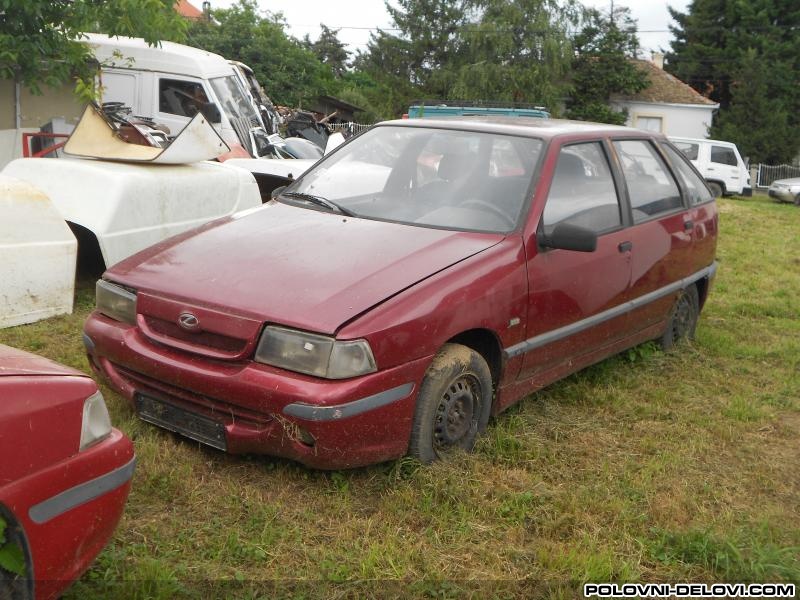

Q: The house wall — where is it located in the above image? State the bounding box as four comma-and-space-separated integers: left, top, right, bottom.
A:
611, 100, 715, 139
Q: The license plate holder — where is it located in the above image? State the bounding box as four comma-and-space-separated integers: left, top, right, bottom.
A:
136, 393, 227, 451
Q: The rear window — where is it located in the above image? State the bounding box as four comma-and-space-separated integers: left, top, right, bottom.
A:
613, 140, 683, 222
711, 145, 738, 166
662, 144, 714, 206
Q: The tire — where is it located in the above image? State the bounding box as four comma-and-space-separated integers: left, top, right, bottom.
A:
707, 182, 723, 198
660, 285, 700, 351
408, 343, 493, 463
794, 194, 800, 207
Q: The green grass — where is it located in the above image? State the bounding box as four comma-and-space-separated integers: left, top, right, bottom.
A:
1, 196, 798, 597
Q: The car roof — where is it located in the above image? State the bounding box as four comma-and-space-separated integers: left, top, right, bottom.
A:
379, 116, 655, 140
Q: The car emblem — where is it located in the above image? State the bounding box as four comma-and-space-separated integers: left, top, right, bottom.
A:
178, 312, 201, 332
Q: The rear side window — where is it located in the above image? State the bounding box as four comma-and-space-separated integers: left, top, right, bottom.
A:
159, 79, 209, 117
613, 140, 683, 223
673, 141, 699, 161
542, 142, 621, 234
711, 145, 738, 166
661, 144, 714, 206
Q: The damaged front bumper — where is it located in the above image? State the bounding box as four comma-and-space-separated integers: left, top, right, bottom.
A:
83, 312, 430, 469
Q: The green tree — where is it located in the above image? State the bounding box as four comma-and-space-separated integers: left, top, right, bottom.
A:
355, 0, 579, 117
0, 0, 186, 97
566, 6, 648, 124
305, 25, 349, 78
187, 0, 335, 107
667, 0, 800, 161
713, 49, 791, 164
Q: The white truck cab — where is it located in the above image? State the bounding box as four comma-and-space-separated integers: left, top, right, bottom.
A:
87, 33, 260, 151
669, 136, 752, 197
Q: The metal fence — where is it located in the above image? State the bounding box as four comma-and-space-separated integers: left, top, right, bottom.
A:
755, 163, 800, 188
328, 122, 373, 136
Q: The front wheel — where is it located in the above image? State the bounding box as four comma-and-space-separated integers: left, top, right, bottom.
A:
408, 344, 493, 463
660, 285, 700, 350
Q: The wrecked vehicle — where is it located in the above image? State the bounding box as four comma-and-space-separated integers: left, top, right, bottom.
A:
0, 105, 261, 328
83, 118, 718, 469
0, 344, 134, 600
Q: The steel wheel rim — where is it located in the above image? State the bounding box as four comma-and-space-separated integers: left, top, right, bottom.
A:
433, 374, 480, 451
672, 293, 693, 340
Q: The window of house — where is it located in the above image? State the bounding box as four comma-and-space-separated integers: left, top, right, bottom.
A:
635, 116, 663, 133
710, 145, 738, 166
613, 139, 683, 222
158, 79, 209, 117
542, 142, 621, 234
661, 144, 714, 206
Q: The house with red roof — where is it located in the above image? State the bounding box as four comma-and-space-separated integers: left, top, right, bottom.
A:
611, 53, 719, 139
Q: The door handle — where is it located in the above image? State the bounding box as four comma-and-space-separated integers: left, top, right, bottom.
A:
618, 241, 632, 252
684, 220, 694, 231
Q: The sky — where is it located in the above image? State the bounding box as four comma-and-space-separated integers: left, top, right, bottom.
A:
207, 0, 691, 58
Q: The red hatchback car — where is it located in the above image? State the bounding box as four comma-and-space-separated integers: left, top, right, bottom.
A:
83, 118, 717, 469
0, 345, 134, 599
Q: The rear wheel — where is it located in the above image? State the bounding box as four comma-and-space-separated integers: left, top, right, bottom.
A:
794, 193, 800, 206
707, 182, 723, 198
408, 343, 493, 463
660, 285, 700, 351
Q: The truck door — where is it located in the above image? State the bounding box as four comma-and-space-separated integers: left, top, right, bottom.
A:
153, 75, 212, 138
708, 144, 742, 194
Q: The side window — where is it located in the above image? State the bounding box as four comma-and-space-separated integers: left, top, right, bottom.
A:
661, 144, 714, 206
673, 141, 699, 161
158, 79, 209, 117
542, 142, 621, 234
613, 139, 683, 222
710, 145, 737, 166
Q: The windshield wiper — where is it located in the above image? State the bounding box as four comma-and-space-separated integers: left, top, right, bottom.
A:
281, 191, 356, 217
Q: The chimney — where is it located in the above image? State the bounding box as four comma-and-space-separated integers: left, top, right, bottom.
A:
651, 52, 664, 69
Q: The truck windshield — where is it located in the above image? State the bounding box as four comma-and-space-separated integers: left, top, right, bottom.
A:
285, 126, 543, 233
210, 76, 258, 124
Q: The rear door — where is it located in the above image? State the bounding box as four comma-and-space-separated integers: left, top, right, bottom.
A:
610, 138, 692, 334
518, 139, 632, 380
660, 142, 718, 273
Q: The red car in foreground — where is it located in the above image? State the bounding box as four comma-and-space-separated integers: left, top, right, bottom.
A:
0, 345, 134, 599
84, 118, 717, 469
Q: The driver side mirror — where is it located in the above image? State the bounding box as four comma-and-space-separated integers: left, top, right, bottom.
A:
200, 102, 222, 124
538, 223, 597, 252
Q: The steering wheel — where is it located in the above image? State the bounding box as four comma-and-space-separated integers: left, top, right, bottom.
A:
461, 198, 516, 229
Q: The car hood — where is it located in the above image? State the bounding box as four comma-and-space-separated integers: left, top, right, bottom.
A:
0, 344, 85, 377
110, 202, 504, 335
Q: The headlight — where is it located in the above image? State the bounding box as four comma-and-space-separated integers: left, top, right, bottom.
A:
80, 391, 113, 451
96, 279, 137, 324
254, 325, 377, 379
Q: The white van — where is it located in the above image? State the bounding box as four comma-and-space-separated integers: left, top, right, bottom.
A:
669, 136, 752, 197
88, 33, 261, 151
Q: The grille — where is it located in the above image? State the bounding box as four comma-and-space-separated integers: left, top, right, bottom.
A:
141, 315, 248, 355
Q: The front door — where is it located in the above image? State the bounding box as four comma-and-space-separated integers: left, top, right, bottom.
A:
518, 140, 633, 380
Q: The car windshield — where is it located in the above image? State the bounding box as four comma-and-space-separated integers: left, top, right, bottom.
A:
284, 125, 543, 233
210, 75, 258, 123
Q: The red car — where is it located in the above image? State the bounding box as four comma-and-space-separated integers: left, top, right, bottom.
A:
83, 118, 717, 469
0, 345, 134, 599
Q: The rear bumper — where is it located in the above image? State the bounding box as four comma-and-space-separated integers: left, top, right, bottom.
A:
0, 430, 134, 600
84, 312, 431, 469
